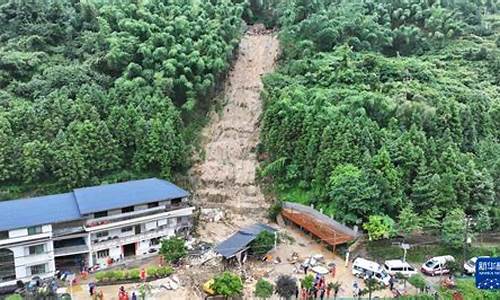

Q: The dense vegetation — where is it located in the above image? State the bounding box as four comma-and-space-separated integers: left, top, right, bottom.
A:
259, 0, 500, 228
0, 0, 244, 198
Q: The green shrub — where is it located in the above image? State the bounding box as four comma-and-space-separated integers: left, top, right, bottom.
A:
95, 271, 106, 282
301, 275, 314, 290
408, 274, 426, 292
157, 266, 174, 277
113, 270, 125, 281
250, 231, 275, 256
268, 201, 282, 222
147, 266, 159, 278
105, 270, 116, 281
160, 237, 187, 263
5, 294, 23, 300
103, 271, 113, 282
254, 278, 273, 299
94, 266, 173, 283
211, 272, 243, 298
127, 268, 140, 280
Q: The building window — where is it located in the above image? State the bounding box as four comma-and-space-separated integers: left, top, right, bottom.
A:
147, 202, 159, 208
29, 264, 46, 275
28, 244, 45, 255
94, 211, 108, 218
0, 231, 8, 240
122, 206, 134, 213
121, 226, 133, 233
171, 198, 182, 205
0, 249, 15, 281
150, 238, 160, 246
27, 226, 42, 235
96, 231, 109, 238
176, 217, 183, 224
97, 249, 109, 258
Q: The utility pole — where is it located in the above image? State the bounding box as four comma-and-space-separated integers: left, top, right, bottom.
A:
401, 243, 410, 263
463, 216, 471, 275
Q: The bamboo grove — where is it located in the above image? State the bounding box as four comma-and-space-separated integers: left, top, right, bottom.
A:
259, 0, 500, 228
0, 0, 244, 197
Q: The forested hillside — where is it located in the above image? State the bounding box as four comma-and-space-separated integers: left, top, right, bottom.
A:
0, 0, 243, 198
259, 0, 500, 227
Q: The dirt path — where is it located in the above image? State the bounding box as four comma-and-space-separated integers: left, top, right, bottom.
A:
190, 25, 279, 238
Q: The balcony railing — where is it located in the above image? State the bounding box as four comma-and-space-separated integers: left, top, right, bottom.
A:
54, 244, 89, 256
91, 227, 177, 251
85, 203, 188, 228
52, 226, 86, 238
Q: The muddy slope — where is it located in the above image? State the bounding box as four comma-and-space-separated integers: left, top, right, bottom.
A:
191, 26, 279, 222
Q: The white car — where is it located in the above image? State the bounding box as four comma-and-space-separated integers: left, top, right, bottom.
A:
421, 255, 455, 276
464, 256, 489, 275
352, 257, 392, 286
383, 259, 418, 277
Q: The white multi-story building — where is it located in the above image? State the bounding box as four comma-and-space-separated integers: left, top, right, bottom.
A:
0, 178, 194, 287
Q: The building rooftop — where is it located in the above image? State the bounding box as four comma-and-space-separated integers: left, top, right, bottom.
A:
74, 178, 189, 215
0, 178, 189, 231
215, 223, 276, 259
0, 193, 80, 232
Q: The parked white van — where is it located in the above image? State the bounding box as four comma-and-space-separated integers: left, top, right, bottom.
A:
421, 255, 455, 276
383, 259, 418, 277
352, 257, 392, 286
464, 256, 489, 275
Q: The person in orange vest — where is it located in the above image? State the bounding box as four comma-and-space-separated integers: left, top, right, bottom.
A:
330, 263, 336, 278
92, 289, 104, 300
118, 286, 128, 300
140, 268, 147, 282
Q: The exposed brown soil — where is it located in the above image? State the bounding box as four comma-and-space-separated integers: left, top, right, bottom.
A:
190, 25, 280, 239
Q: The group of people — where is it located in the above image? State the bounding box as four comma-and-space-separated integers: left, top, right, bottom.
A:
88, 282, 104, 300
88, 283, 140, 300
118, 286, 137, 300
297, 273, 339, 300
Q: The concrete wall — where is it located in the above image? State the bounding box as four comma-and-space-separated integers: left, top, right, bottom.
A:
8, 241, 55, 282
8, 224, 51, 239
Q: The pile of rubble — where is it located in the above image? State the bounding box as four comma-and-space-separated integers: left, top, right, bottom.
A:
247, 23, 276, 35
199, 208, 225, 223
155, 275, 181, 291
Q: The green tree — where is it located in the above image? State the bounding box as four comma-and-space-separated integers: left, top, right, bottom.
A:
211, 272, 243, 299
358, 277, 383, 300
0, 116, 15, 181
251, 231, 275, 256
20, 140, 48, 183
327, 164, 380, 225
363, 215, 396, 241
138, 283, 152, 300
254, 278, 273, 299
0, 0, 245, 194
370, 147, 403, 216
474, 207, 492, 243
398, 203, 421, 236
408, 274, 426, 293
159, 237, 187, 264
275, 275, 296, 300
328, 281, 341, 299
421, 206, 442, 232
301, 275, 314, 290
441, 208, 466, 249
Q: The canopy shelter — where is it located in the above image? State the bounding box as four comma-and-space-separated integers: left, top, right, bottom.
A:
215, 223, 276, 259
281, 202, 360, 250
